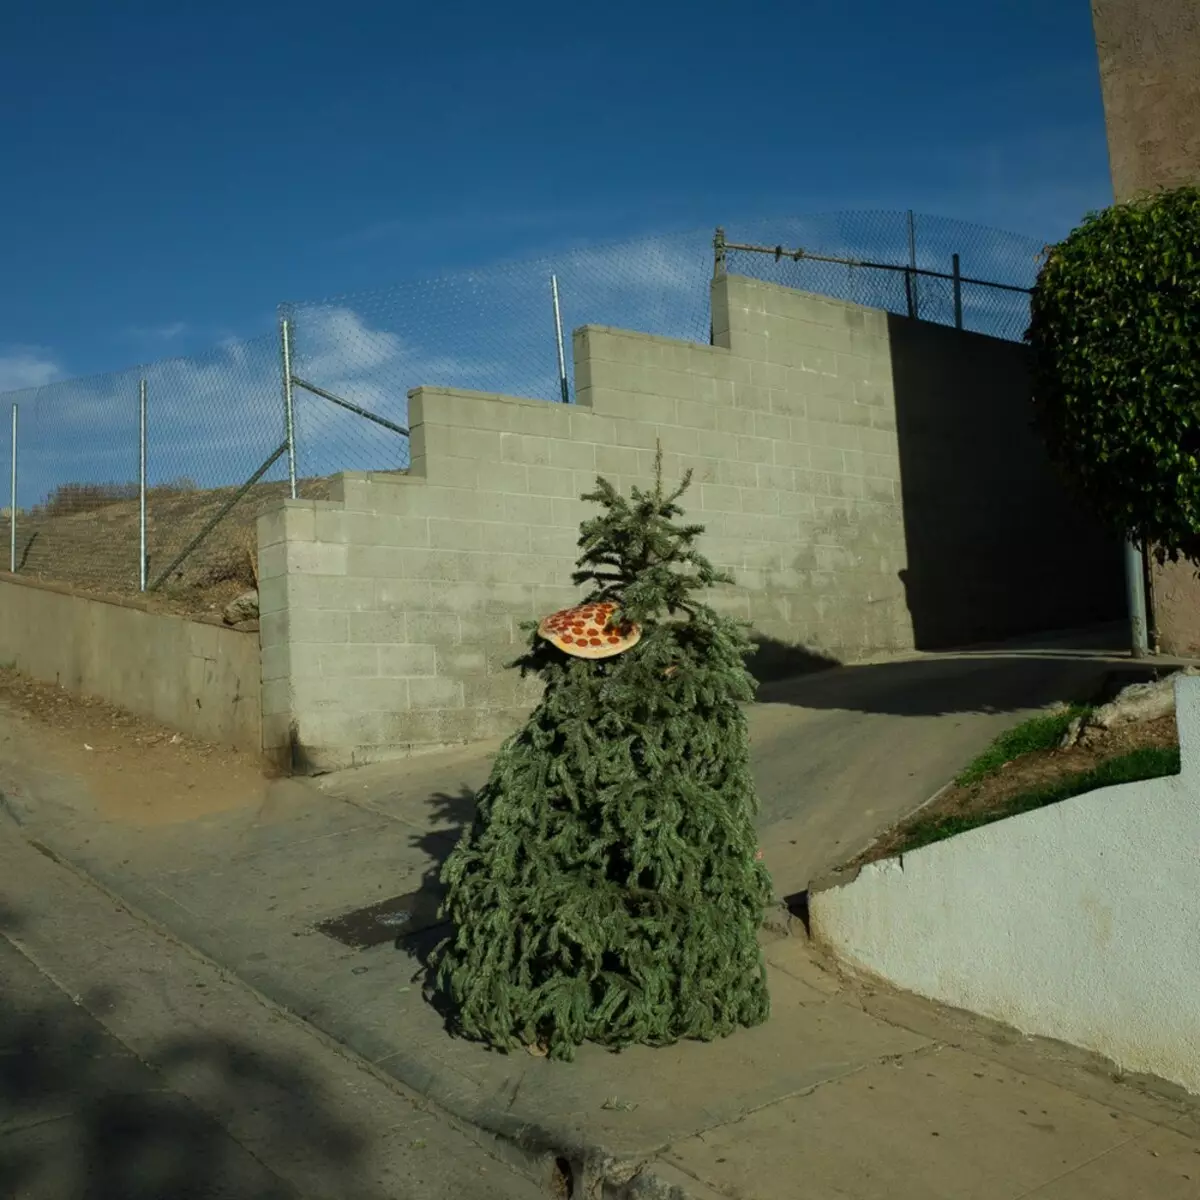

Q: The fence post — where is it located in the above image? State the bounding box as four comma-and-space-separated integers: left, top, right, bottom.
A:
279, 315, 298, 499
8, 403, 17, 574
550, 274, 569, 404
905, 210, 919, 320
138, 378, 148, 591
952, 253, 963, 330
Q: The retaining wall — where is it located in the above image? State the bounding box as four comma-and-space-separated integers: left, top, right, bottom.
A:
808, 674, 1200, 1095
259, 273, 1122, 770
0, 574, 262, 753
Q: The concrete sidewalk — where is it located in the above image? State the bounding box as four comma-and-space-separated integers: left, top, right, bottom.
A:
3, 639, 1200, 1197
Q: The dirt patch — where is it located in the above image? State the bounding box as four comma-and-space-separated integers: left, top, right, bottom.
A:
0, 666, 274, 826
853, 712, 1181, 868
0, 475, 338, 619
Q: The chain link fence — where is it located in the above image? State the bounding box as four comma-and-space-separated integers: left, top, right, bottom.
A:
1, 211, 1045, 612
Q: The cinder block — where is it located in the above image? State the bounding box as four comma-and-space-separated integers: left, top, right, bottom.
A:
735, 435, 774, 465
348, 610, 407, 644
757, 463, 796, 492
435, 645, 488, 676
378, 643, 437, 676
546, 438, 596, 472
424, 424, 505, 462
332, 676, 412, 712
346, 545, 406, 579
715, 407, 756, 437
431, 456, 482, 490
459, 613, 516, 643
429, 582, 488, 615
738, 488, 781, 517
855, 378, 893, 408
527, 465, 578, 498
462, 674, 524, 710
502, 493, 556, 528
864, 475, 898, 503
842, 449, 866, 478
700, 483, 741, 513
863, 451, 901, 481
287, 541, 348, 576
260, 676, 292, 719
428, 517, 483, 552
530, 526, 579, 558
260, 642, 290, 685
595, 445, 641, 477
514, 401, 573, 438
257, 542, 287, 582
319, 644, 379, 677
500, 432, 551, 467
277, 608, 346, 646
811, 445, 848, 474
259, 571, 289, 614
717, 459, 758, 488
780, 489, 816, 516
375, 577, 434, 611
331, 476, 378, 512
406, 611, 463, 644
856, 427, 898, 458
408, 676, 465, 710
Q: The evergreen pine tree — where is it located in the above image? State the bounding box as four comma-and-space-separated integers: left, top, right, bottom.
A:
426, 451, 772, 1060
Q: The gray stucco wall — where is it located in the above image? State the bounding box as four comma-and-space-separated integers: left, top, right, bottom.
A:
258, 274, 1120, 771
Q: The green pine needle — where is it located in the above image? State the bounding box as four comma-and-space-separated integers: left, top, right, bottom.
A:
424, 447, 772, 1060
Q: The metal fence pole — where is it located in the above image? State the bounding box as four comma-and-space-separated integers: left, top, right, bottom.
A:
713, 227, 727, 279
138, 378, 148, 591
952, 253, 963, 330
279, 316, 298, 499
550, 274, 569, 404
905, 210, 919, 320
1125, 541, 1149, 658
8, 403, 17, 574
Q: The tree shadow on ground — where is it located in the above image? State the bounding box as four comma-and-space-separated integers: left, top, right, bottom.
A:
394, 786, 475, 984
0, 900, 384, 1200
749, 624, 1155, 718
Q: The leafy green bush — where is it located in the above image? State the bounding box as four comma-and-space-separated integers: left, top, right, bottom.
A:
1026, 186, 1200, 562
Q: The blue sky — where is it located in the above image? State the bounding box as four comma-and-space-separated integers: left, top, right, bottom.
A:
0, 0, 1112, 504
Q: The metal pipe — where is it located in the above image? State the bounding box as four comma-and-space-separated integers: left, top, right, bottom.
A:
905, 210, 919, 320
138, 378, 148, 591
280, 316, 297, 499
719, 240, 1034, 294
1125, 540, 1149, 658
952, 253, 963, 330
713, 227, 727, 278
8, 403, 16, 574
551, 274, 569, 404
149, 441, 289, 592
290, 377, 409, 437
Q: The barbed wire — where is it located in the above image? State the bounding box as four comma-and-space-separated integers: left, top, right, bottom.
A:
0, 211, 1048, 606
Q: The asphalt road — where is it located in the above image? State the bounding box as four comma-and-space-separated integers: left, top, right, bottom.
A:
0, 828, 546, 1200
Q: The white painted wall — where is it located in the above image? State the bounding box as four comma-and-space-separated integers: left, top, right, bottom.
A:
809, 675, 1200, 1094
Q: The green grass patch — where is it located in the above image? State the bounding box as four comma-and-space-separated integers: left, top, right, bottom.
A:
902, 745, 1180, 856
955, 705, 1093, 786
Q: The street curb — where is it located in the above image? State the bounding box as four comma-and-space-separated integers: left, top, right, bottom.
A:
0, 796, 734, 1200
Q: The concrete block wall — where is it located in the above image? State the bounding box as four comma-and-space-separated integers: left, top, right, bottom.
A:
259, 274, 916, 769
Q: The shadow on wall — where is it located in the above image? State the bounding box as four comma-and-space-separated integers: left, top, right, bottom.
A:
748, 635, 840, 683
0, 901, 382, 1200
886, 314, 1126, 651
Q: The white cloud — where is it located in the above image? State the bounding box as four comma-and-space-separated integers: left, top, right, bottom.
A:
0, 347, 63, 392
128, 321, 188, 341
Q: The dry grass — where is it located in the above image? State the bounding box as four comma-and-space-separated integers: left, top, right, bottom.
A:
1, 476, 332, 618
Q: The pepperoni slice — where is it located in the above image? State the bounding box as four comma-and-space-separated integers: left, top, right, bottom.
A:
588, 637, 602, 646
561, 635, 575, 644
607, 635, 620, 644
